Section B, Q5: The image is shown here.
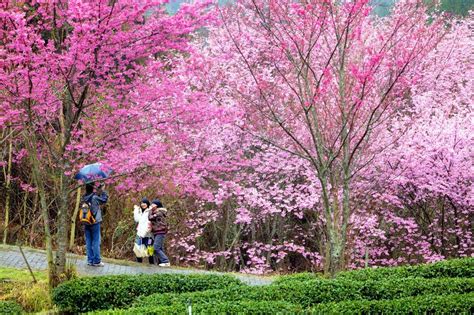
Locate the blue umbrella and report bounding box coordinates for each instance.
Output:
[74,163,112,182]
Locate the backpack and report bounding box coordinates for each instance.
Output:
[79,201,96,225]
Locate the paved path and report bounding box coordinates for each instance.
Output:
[0,245,273,286]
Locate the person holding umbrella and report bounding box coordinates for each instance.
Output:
[81,182,108,266]
[76,163,111,267]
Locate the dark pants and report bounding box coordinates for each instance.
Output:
[135,236,154,264]
[137,256,155,264]
[84,223,101,264]
[153,234,169,264]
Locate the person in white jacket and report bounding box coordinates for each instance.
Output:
[133,198,154,264]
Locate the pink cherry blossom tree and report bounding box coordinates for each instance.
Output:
[0,0,211,287]
[1,0,470,279]
[167,122,324,273]
[354,16,473,265]
[202,0,446,275]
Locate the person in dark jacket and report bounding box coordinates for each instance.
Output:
[82,183,108,267]
[148,199,170,267]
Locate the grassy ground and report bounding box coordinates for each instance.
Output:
[0,266,54,313]
[0,266,47,282]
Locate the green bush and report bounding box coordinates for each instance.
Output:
[52,273,243,313]
[337,257,474,281]
[135,279,364,308]
[0,301,23,314]
[361,277,474,300]
[272,272,322,285]
[134,286,252,308]
[135,276,473,308]
[310,292,474,314]
[92,301,303,314]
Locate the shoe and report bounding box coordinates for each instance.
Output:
[159,263,171,267]
[93,262,105,267]
[87,262,93,266]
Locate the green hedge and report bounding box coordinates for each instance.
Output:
[0,301,23,314]
[52,273,243,313]
[361,277,474,300]
[134,286,250,308]
[337,257,474,281]
[97,293,474,314]
[92,301,303,314]
[135,277,474,308]
[272,272,322,285]
[136,279,362,308]
[311,292,474,314]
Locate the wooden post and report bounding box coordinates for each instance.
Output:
[18,245,37,284]
[69,187,81,249]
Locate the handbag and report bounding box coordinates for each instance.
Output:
[147,245,154,256]
[133,239,149,257]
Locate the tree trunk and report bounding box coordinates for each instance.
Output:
[29,191,39,246]
[319,175,344,277]
[364,246,369,268]
[440,198,446,257]
[20,190,28,241]
[26,135,55,289]
[321,171,350,277]
[55,170,71,276]
[327,227,344,277]
[338,121,352,273]
[332,35,352,275]
[2,134,13,244]
[69,187,81,249]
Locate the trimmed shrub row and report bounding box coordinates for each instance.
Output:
[52,273,243,313]
[93,293,474,314]
[361,276,474,300]
[311,292,474,314]
[135,277,474,308]
[273,272,322,285]
[92,301,303,314]
[135,279,361,308]
[56,257,474,313]
[0,301,23,314]
[337,257,474,281]
[135,280,362,307]
[271,258,474,285]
